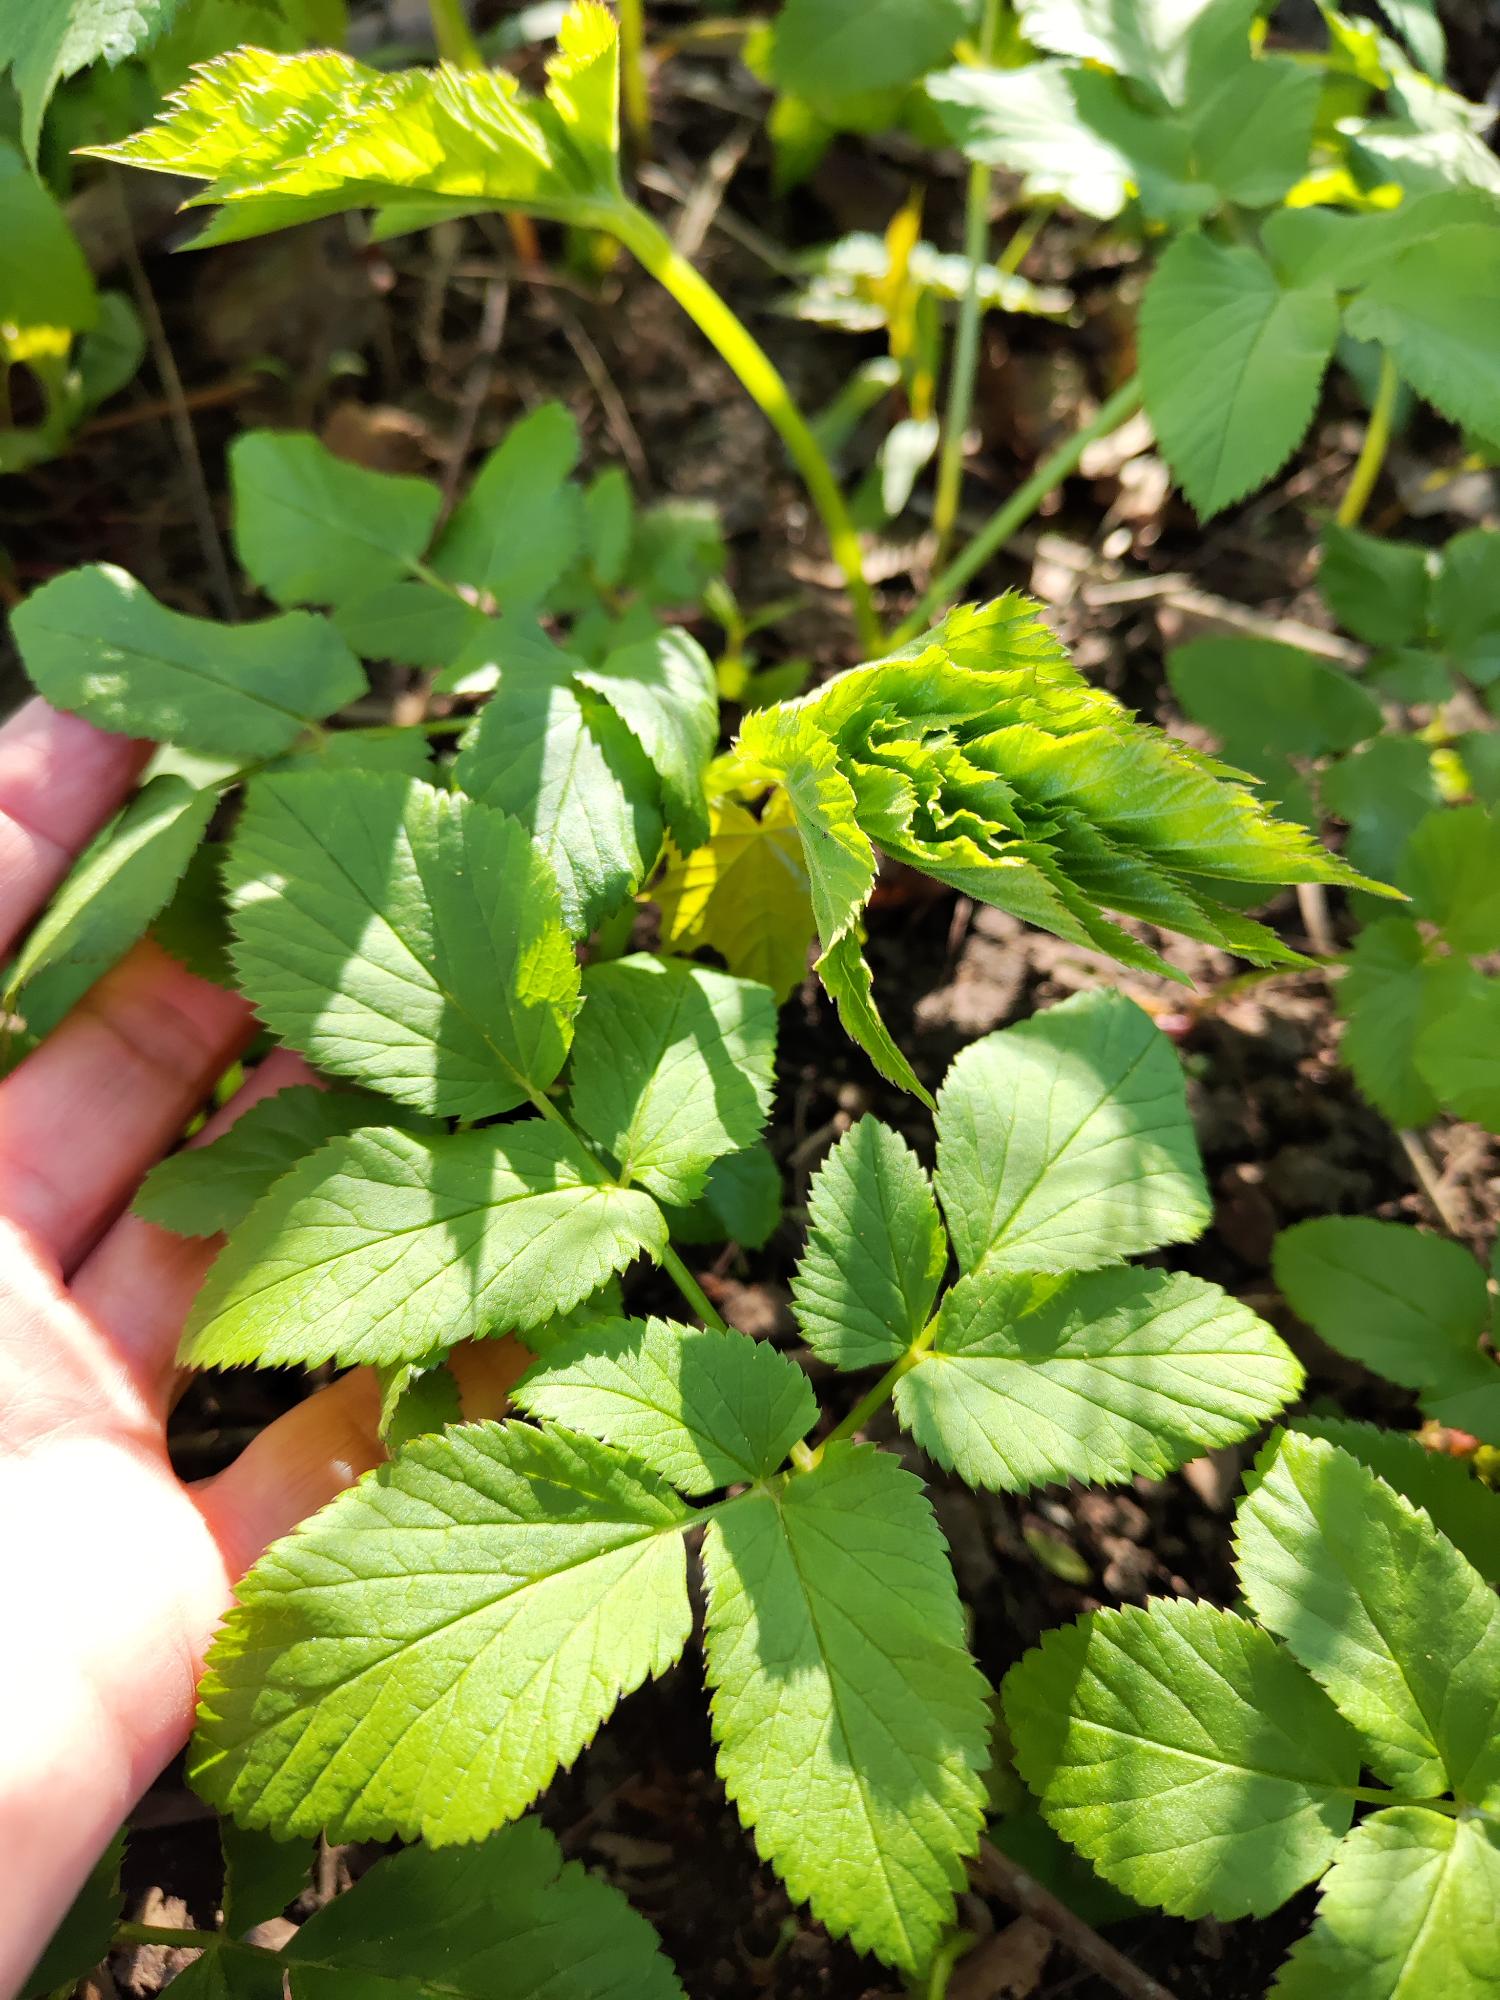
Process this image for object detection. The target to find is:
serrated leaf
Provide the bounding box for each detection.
[5,774,215,1034]
[378,1360,464,1453]
[899,1267,1300,1494]
[220,1821,310,1938]
[575,628,717,853]
[1272,1808,1500,2000]
[1285,1416,1500,1587]
[0,0,179,160]
[1235,1432,1500,1803]
[453,639,662,938]
[1274,1217,1499,1441]
[1337,917,1481,1129]
[569,954,776,1206]
[1345,226,1500,445]
[229,431,440,611]
[135,1084,409,1238]
[1400,804,1500,953]
[934,988,1210,1276]
[1433,527,1500,685]
[430,405,583,608]
[665,1142,782,1250]
[701,1443,990,1970]
[925,62,1152,222]
[1320,522,1431,651]
[515,1317,816,1494]
[1003,1598,1360,1920]
[1416,977,1500,1145]
[183,1123,666,1369]
[192,1422,693,1841]
[20,1828,124,2000]
[791,1115,947,1371]
[1167,637,1381,761]
[10,564,366,759]
[816,926,935,1107]
[226,771,578,1120]
[1140,233,1338,518]
[770,0,965,100]
[655,793,814,1004]
[735,707,876,948]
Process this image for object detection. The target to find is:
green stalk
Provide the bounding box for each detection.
[427,0,482,67]
[661,1244,730,1332]
[1337,349,1399,529]
[931,0,1002,562]
[607,200,881,650]
[891,373,1144,648]
[808,1318,939,1464]
[618,0,651,151]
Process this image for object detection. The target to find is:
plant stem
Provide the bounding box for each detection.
[892,373,1144,648]
[1337,349,1399,528]
[811,1320,938,1461]
[618,0,651,151]
[661,1244,730,1332]
[427,0,482,67]
[606,200,881,650]
[114,1922,244,1953]
[931,0,1002,563]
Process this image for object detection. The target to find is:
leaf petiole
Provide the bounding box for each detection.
[1336,349,1400,529]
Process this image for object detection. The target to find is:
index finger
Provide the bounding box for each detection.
[0,699,153,961]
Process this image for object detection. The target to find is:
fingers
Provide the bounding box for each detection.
[197,1338,529,1582]
[69,1049,319,1408]
[0,939,254,1272]
[0,700,152,961]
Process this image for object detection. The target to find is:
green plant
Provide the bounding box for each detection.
[1004,1425,1500,1997]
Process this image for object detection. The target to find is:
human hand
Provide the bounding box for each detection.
[0,701,524,1998]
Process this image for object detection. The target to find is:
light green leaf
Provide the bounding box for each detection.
[331,581,487,669]
[1140,233,1338,518]
[1417,977,1500,1145]
[453,641,662,937]
[925,62,1146,221]
[20,1829,124,2000]
[192,1422,693,1841]
[0,0,178,160]
[430,405,582,608]
[230,431,440,610]
[1235,1432,1500,1803]
[0,141,97,329]
[1017,0,1257,105]
[1320,522,1430,651]
[5,774,215,1032]
[226,771,579,1119]
[770,0,965,100]
[791,1115,947,1371]
[220,1821,310,1937]
[1345,227,1500,446]
[1399,805,1500,953]
[1337,917,1481,1129]
[378,1360,464,1453]
[514,1317,816,1494]
[735,707,876,948]
[1433,527,1500,685]
[934,988,1210,1276]
[1286,1416,1500,1588]
[183,1122,666,1369]
[1003,1597,1360,1920]
[701,1443,990,1970]
[135,1083,408,1237]
[655,792,814,1005]
[569,954,776,1205]
[817,926,937,1106]
[899,1267,1300,1493]
[576,628,717,852]
[1272,1808,1500,2000]
[10,565,366,759]
[1274,1217,1499,1441]
[1167,636,1381,760]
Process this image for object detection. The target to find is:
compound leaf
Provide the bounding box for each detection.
[183,1123,666,1369]
[1272,1808,1500,2000]
[655,793,814,1004]
[1236,1432,1500,1804]
[569,955,777,1206]
[575,628,717,853]
[1344,226,1500,446]
[226,771,579,1120]
[514,1318,816,1495]
[11,564,366,759]
[430,405,582,609]
[791,1116,947,1371]
[191,1422,693,1842]
[701,1443,990,1970]
[1140,233,1338,518]
[1003,1597,1360,1920]
[934,989,1209,1276]
[898,1267,1300,1493]
[230,431,441,610]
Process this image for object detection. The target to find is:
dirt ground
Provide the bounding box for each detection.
[5,8,1500,1997]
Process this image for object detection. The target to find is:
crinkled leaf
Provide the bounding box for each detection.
[1236,1432,1500,1803]
[1320,522,1431,650]
[791,1115,947,1371]
[183,1123,666,1369]
[230,431,440,610]
[191,1423,693,1841]
[1272,1808,1500,2000]
[515,1318,816,1494]
[576,628,717,852]
[899,1267,1299,1494]
[770,0,965,100]
[817,926,935,1107]
[735,708,876,947]
[1003,1598,1360,1920]
[10,564,365,759]
[1417,977,1500,1146]
[701,1443,990,1970]
[1345,226,1500,446]
[430,405,583,608]
[1168,637,1381,762]
[226,771,579,1119]
[1140,233,1338,518]
[934,988,1210,1276]
[569,954,776,1206]
[654,793,814,1004]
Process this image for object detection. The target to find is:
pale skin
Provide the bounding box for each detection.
[0,700,526,1998]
